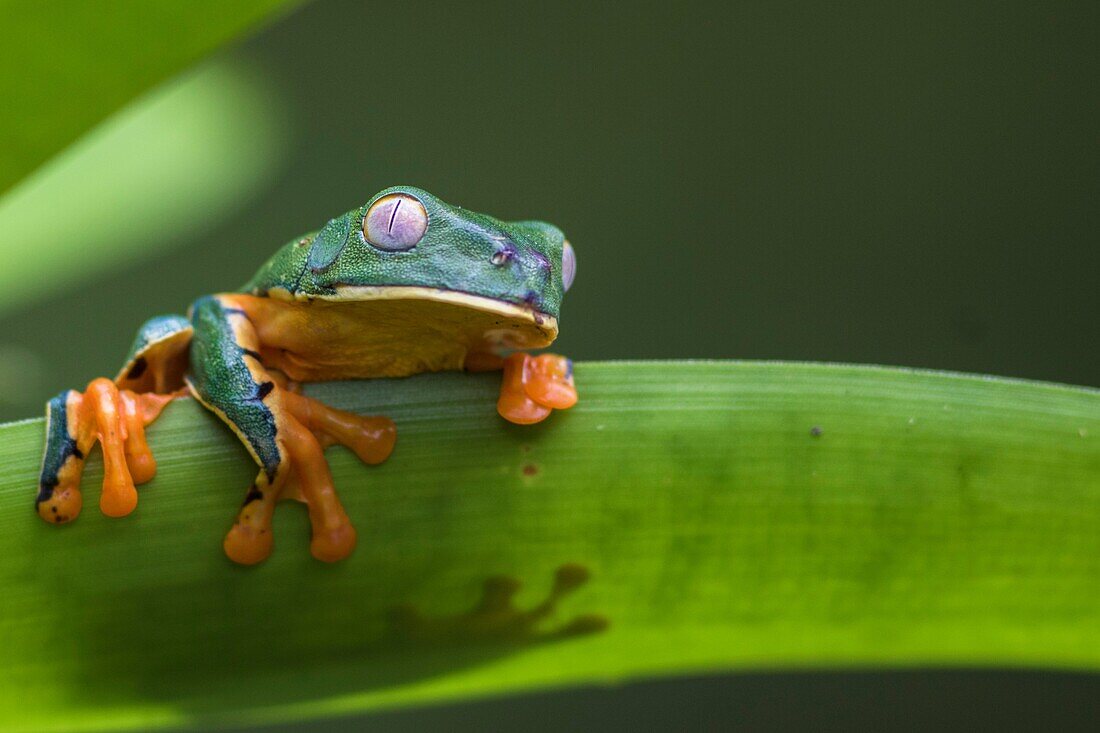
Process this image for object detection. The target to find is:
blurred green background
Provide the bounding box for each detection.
[1,1,1098,728]
[1,0,1097,424]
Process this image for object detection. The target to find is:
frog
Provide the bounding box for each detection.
[33,186,578,565]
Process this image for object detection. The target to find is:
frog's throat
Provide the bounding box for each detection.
[266,284,559,337]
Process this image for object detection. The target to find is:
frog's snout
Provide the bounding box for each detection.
[530,248,552,273]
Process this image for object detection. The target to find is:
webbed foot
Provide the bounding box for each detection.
[496,353,578,425]
[35,379,178,523]
[222,388,396,565]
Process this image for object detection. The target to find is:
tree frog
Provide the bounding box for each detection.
[34,186,578,565]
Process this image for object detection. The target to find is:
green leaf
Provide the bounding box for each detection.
[0,0,300,196]
[0,361,1097,731]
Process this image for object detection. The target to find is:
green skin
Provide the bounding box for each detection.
[247,185,566,315]
[37,186,570,517]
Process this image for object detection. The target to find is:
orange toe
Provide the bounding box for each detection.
[310,523,357,563]
[38,486,83,524]
[497,353,552,425]
[126,450,157,485]
[224,523,274,565]
[100,479,138,518]
[524,354,578,410]
[348,416,397,465]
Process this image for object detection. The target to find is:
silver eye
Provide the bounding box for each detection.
[364,193,427,251]
[561,240,576,292]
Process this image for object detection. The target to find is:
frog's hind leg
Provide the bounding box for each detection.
[218,391,396,565]
[278,391,396,561]
[218,416,361,566]
[188,296,395,565]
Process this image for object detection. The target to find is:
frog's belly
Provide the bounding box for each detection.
[235,290,557,382]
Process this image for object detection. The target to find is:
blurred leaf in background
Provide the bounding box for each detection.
[0,1,298,415]
[0,58,289,316]
[0,0,300,195]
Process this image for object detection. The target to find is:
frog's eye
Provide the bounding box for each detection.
[562,240,577,292]
[364,194,428,251]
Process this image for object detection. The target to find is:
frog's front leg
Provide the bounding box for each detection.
[36,381,176,522]
[188,296,395,565]
[492,352,578,425]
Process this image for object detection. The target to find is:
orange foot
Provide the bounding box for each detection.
[221,388,396,566]
[496,353,578,425]
[36,378,179,523]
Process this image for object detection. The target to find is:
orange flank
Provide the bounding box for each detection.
[525,354,578,410]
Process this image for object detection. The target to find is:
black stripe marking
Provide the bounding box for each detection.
[35,476,58,506]
[36,390,79,507]
[242,485,264,506]
[256,381,275,400]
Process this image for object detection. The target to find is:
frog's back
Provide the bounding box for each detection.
[239,233,314,298]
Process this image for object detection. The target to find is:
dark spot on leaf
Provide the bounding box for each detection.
[522,464,539,476]
[810,425,823,437]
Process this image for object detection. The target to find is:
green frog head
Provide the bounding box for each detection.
[247,185,576,324]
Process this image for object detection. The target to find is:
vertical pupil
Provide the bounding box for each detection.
[388,198,402,233]
[365,194,427,251]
